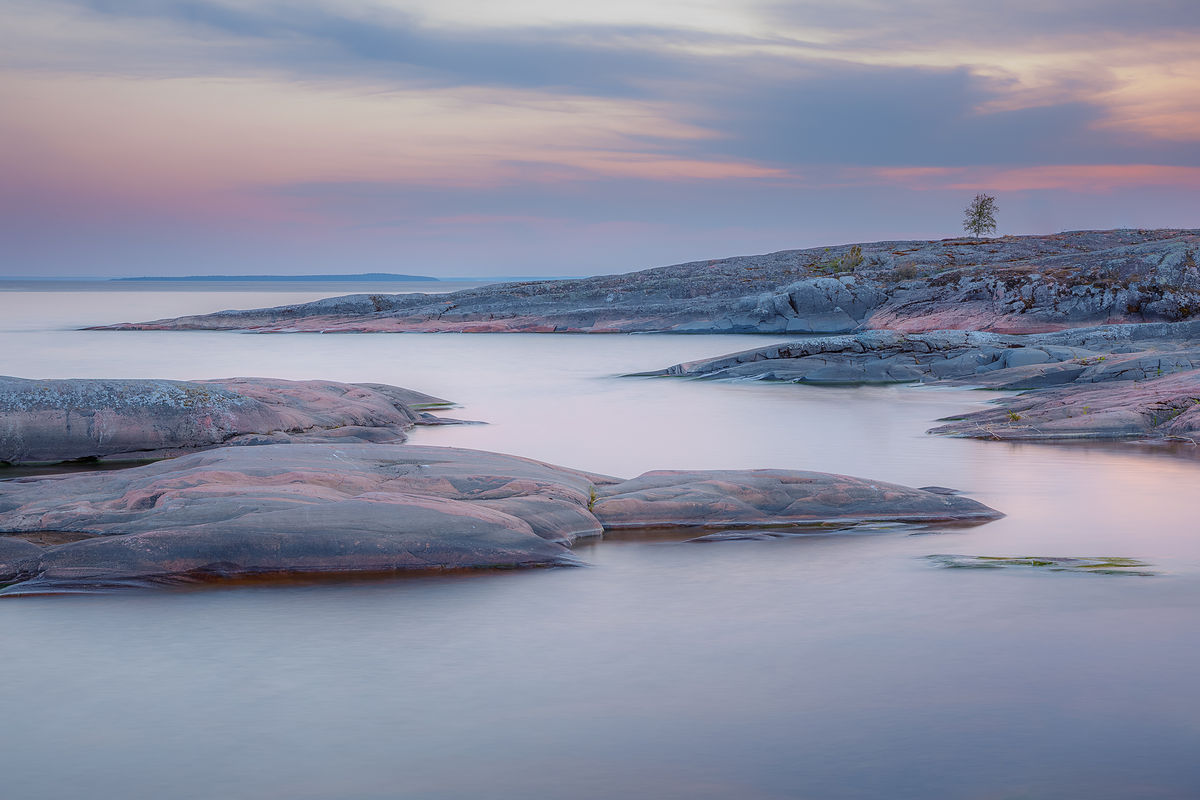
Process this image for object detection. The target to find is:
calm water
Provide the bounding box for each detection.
[1,288,1198,799]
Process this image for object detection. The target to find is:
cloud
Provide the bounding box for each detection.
[40,0,720,96]
[759,0,1198,44]
[754,1,1200,144]
[7,0,1199,158]
[867,164,1200,193]
[661,59,1200,171]
[2,0,1198,276]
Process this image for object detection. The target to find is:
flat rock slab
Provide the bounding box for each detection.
[0,376,453,465]
[593,470,998,529]
[929,369,1200,440]
[0,443,999,594]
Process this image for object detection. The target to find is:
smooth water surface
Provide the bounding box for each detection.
[1,288,1197,799]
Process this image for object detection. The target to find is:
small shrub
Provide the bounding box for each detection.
[841,245,864,271]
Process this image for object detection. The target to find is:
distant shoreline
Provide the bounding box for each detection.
[110,273,440,283]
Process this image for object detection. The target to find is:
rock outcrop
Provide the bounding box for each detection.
[0,376,454,465]
[0,443,1000,594]
[647,320,1200,389]
[646,319,1200,443]
[91,229,1200,335]
[928,370,1200,441]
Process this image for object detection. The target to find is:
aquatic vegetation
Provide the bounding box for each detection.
[926,554,1156,576]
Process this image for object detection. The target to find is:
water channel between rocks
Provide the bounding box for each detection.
[1,286,1197,799]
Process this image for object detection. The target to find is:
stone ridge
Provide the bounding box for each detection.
[91,229,1200,335]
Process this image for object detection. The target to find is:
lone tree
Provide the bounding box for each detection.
[963,193,998,238]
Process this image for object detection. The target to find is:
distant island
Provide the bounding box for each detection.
[111,273,439,283]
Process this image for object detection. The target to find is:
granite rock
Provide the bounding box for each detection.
[647,320,1200,391]
[0,443,1000,594]
[649,319,1200,443]
[593,469,999,528]
[0,537,42,583]
[928,369,1200,440]
[92,230,1200,335]
[0,376,453,465]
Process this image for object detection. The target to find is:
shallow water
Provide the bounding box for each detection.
[1,288,1198,799]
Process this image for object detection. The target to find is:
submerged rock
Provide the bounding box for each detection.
[0,376,454,465]
[0,443,1000,594]
[927,554,1155,575]
[91,229,1200,335]
[683,521,915,542]
[684,531,781,542]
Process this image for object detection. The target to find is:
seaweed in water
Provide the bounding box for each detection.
[926,554,1155,576]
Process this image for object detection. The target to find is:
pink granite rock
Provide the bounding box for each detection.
[0,443,1000,594]
[929,369,1200,440]
[593,470,999,528]
[0,444,606,592]
[0,376,453,465]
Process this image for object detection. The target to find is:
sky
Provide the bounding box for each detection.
[1,0,1198,278]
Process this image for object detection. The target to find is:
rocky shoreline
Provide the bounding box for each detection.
[79,229,1200,440]
[92,229,1199,335]
[929,372,1200,441]
[8,228,1200,594]
[647,320,1200,442]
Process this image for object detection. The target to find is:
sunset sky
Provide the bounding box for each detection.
[2,0,1198,277]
